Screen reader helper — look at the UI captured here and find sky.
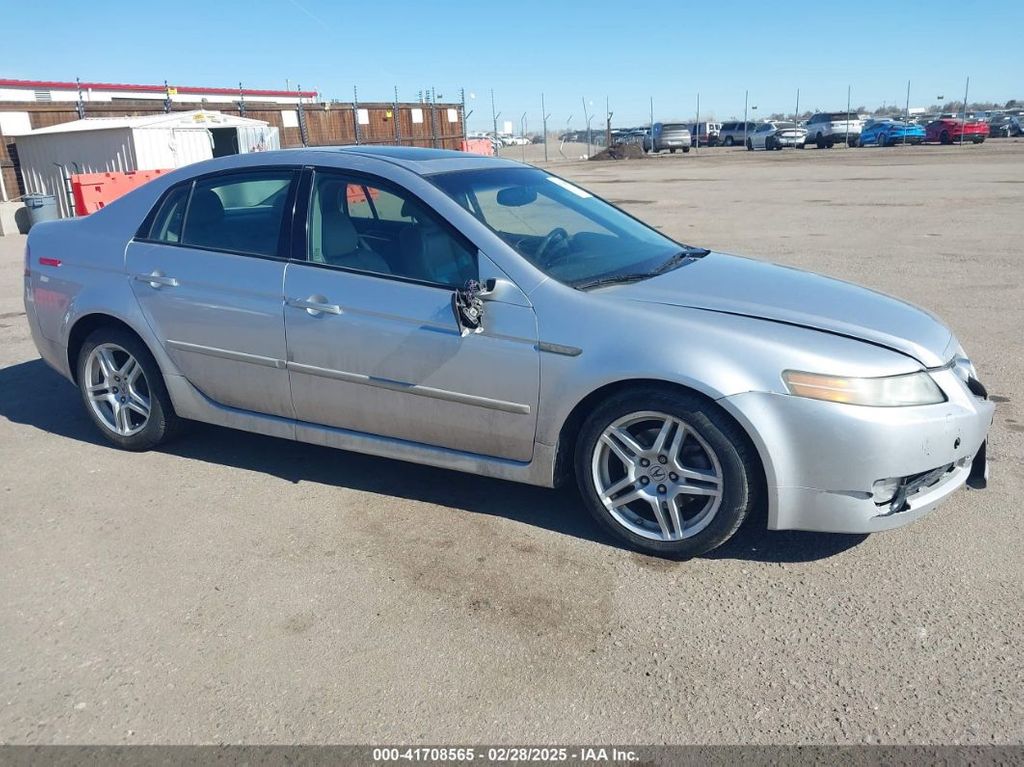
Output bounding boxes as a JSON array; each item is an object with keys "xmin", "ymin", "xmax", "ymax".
[{"xmin": 2, "ymin": 0, "xmax": 1021, "ymax": 131}]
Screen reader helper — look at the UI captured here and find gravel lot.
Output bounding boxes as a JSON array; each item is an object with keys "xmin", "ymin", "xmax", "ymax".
[{"xmin": 1, "ymin": 141, "xmax": 1021, "ymax": 745}]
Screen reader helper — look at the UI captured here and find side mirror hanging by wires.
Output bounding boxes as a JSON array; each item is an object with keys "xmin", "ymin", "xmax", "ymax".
[{"xmin": 452, "ymin": 279, "xmax": 486, "ymax": 336}]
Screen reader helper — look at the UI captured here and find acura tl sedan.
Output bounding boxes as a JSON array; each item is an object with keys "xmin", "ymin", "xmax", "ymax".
[{"xmin": 23, "ymin": 147, "xmax": 993, "ymax": 558}]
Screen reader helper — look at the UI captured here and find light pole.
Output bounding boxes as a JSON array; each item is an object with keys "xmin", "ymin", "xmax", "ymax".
[
  {"xmin": 541, "ymin": 92, "xmax": 551, "ymax": 163},
  {"xmin": 743, "ymin": 90, "xmax": 748, "ymax": 148},
  {"xmin": 520, "ymin": 112, "xmax": 527, "ymax": 162},
  {"xmin": 582, "ymin": 97, "xmax": 593, "ymax": 157},
  {"xmin": 490, "ymin": 89, "xmax": 499, "ymax": 144}
]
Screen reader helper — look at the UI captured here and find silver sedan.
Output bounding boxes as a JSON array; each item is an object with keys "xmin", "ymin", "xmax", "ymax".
[{"xmin": 23, "ymin": 147, "xmax": 993, "ymax": 557}]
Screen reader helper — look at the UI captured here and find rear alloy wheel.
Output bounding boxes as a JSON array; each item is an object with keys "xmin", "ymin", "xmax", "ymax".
[
  {"xmin": 77, "ymin": 328, "xmax": 180, "ymax": 451},
  {"xmin": 576, "ymin": 389, "xmax": 758, "ymax": 558},
  {"xmin": 724, "ymin": 135, "xmax": 735, "ymax": 147}
]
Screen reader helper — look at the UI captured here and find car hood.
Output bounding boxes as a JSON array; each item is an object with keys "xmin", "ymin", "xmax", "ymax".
[{"xmin": 610, "ymin": 253, "xmax": 953, "ymax": 367}]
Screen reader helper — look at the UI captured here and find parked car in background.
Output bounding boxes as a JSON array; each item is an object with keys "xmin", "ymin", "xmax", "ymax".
[
  {"xmin": 644, "ymin": 122, "xmax": 692, "ymax": 153},
  {"xmin": 986, "ymin": 114, "xmax": 1012, "ymax": 138},
  {"xmin": 859, "ymin": 118, "xmax": 926, "ymax": 147},
  {"xmin": 718, "ymin": 121, "xmax": 758, "ymax": 147},
  {"xmin": 689, "ymin": 121, "xmax": 721, "ymax": 147},
  {"xmin": 925, "ymin": 117, "xmax": 989, "ymax": 144},
  {"xmin": 803, "ymin": 112, "xmax": 865, "ymax": 148},
  {"xmin": 1011, "ymin": 114, "xmax": 1024, "ymax": 137},
  {"xmin": 746, "ymin": 121, "xmax": 807, "ymax": 150},
  {"xmin": 24, "ymin": 146, "xmax": 992, "ymax": 558}
]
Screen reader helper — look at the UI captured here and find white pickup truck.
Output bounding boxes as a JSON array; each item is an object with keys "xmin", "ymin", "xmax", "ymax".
[{"xmin": 803, "ymin": 112, "xmax": 865, "ymax": 148}]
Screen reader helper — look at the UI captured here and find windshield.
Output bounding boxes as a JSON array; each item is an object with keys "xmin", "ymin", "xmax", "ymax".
[{"xmin": 431, "ymin": 167, "xmax": 700, "ymax": 287}]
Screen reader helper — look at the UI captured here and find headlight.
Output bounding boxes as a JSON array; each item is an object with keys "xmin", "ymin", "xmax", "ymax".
[{"xmin": 782, "ymin": 370, "xmax": 946, "ymax": 407}]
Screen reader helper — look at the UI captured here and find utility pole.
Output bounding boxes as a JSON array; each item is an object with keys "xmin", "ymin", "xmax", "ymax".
[
  {"xmin": 795, "ymin": 88, "xmax": 800, "ymax": 122},
  {"xmin": 649, "ymin": 97, "xmax": 655, "ymax": 153},
  {"xmin": 491, "ymin": 89, "xmax": 498, "ymax": 141},
  {"xmin": 541, "ymin": 92, "xmax": 550, "ymax": 163},
  {"xmin": 520, "ymin": 112, "xmax": 527, "ymax": 162},
  {"xmin": 904, "ymin": 80, "xmax": 911, "ymax": 146},
  {"xmin": 695, "ymin": 92, "xmax": 700, "ymax": 151},
  {"xmin": 743, "ymin": 90, "xmax": 748, "ymax": 147},
  {"xmin": 846, "ymin": 84, "xmax": 852, "ymax": 146},
  {"xmin": 582, "ymin": 97, "xmax": 592, "ymax": 157},
  {"xmin": 602, "ymin": 95, "xmax": 610, "ymax": 148},
  {"xmin": 353, "ymin": 85, "xmax": 361, "ymax": 145},
  {"xmin": 961, "ymin": 76, "xmax": 970, "ymax": 147},
  {"xmin": 393, "ymin": 85, "xmax": 401, "ymax": 146}
]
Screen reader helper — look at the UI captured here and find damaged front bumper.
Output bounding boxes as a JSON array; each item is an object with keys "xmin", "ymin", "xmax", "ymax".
[{"xmin": 720, "ymin": 365, "xmax": 995, "ymax": 534}]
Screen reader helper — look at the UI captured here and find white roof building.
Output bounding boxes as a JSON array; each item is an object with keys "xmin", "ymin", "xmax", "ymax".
[{"xmin": 14, "ymin": 111, "xmax": 279, "ymax": 217}]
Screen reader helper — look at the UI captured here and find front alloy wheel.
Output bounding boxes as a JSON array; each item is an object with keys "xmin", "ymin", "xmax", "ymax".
[
  {"xmin": 575, "ymin": 388, "xmax": 759, "ymax": 558},
  {"xmin": 592, "ymin": 412, "xmax": 723, "ymax": 542}
]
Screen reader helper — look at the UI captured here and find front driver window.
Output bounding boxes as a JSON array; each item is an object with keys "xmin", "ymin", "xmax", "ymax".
[{"xmin": 309, "ymin": 172, "xmax": 477, "ymax": 288}]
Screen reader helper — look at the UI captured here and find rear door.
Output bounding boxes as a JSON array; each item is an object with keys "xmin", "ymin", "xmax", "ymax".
[{"xmin": 126, "ymin": 167, "xmax": 298, "ymax": 417}]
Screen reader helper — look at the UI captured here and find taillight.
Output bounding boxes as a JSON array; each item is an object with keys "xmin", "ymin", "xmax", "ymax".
[{"xmin": 38, "ymin": 257, "xmax": 62, "ymax": 267}]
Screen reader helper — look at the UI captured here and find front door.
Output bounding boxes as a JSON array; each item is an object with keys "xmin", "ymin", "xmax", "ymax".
[
  {"xmin": 126, "ymin": 167, "xmax": 298, "ymax": 417},
  {"xmin": 283, "ymin": 169, "xmax": 540, "ymax": 461}
]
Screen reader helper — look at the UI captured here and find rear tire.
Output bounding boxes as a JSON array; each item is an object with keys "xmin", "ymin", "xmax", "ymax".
[
  {"xmin": 724, "ymin": 136, "xmax": 735, "ymax": 147},
  {"xmin": 940, "ymin": 130, "xmax": 952, "ymax": 145},
  {"xmin": 669, "ymin": 148, "xmax": 676, "ymax": 154},
  {"xmin": 575, "ymin": 388, "xmax": 759, "ymax": 559},
  {"xmin": 682, "ymin": 147, "xmax": 690, "ymax": 153},
  {"xmin": 76, "ymin": 327, "xmax": 180, "ymax": 451},
  {"xmin": 815, "ymin": 133, "xmax": 826, "ymax": 149}
]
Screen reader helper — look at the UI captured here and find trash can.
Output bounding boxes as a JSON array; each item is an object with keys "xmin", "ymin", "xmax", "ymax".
[{"xmin": 24, "ymin": 193, "xmax": 59, "ymax": 229}]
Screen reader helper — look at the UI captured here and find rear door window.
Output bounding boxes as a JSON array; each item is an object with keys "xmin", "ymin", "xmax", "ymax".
[{"xmin": 181, "ymin": 170, "xmax": 296, "ymax": 257}]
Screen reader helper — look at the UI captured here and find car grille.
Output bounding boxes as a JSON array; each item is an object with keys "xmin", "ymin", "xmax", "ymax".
[{"xmin": 883, "ymin": 463, "xmax": 957, "ymax": 514}]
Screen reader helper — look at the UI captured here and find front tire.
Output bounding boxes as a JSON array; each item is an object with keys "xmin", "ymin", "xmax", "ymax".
[
  {"xmin": 76, "ymin": 327, "xmax": 180, "ymax": 451},
  {"xmin": 746, "ymin": 139, "xmax": 754, "ymax": 151},
  {"xmin": 575, "ymin": 388, "xmax": 759, "ymax": 558},
  {"xmin": 940, "ymin": 130, "xmax": 952, "ymax": 145}
]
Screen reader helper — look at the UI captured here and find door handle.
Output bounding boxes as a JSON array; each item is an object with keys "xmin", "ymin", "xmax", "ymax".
[
  {"xmin": 285, "ymin": 296, "xmax": 343, "ymax": 316},
  {"xmin": 133, "ymin": 271, "xmax": 179, "ymax": 289}
]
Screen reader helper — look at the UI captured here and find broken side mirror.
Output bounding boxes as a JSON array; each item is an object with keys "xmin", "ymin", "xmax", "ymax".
[{"xmin": 452, "ymin": 279, "xmax": 487, "ymax": 336}]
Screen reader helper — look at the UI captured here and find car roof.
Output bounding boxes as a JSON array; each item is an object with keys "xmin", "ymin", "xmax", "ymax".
[
  {"xmin": 320, "ymin": 145, "xmax": 524, "ymax": 175},
  {"xmin": 181, "ymin": 145, "xmax": 525, "ymax": 178}
]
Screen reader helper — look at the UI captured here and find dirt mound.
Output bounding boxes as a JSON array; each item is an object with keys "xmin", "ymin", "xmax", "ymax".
[{"xmin": 589, "ymin": 143, "xmax": 646, "ymax": 161}]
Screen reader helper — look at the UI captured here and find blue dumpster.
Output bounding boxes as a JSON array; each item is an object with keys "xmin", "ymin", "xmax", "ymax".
[{"xmin": 24, "ymin": 194, "xmax": 59, "ymax": 229}]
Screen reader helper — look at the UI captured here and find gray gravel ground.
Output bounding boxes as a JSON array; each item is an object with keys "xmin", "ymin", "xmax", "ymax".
[{"xmin": 0, "ymin": 141, "xmax": 1021, "ymax": 745}]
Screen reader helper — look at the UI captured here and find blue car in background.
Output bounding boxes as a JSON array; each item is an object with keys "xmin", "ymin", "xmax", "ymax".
[{"xmin": 860, "ymin": 118, "xmax": 926, "ymax": 147}]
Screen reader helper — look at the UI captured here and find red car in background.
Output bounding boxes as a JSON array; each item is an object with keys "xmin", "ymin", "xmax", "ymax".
[{"xmin": 925, "ymin": 118, "xmax": 989, "ymax": 144}]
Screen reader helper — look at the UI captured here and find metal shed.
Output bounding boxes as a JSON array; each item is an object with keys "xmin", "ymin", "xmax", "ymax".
[{"xmin": 13, "ymin": 110, "xmax": 279, "ymax": 217}]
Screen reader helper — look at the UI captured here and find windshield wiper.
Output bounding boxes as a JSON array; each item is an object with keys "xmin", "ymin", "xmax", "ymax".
[
  {"xmin": 573, "ymin": 273, "xmax": 655, "ymax": 291},
  {"xmin": 573, "ymin": 248, "xmax": 710, "ymax": 291},
  {"xmin": 651, "ymin": 247, "xmax": 710, "ymax": 275}
]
